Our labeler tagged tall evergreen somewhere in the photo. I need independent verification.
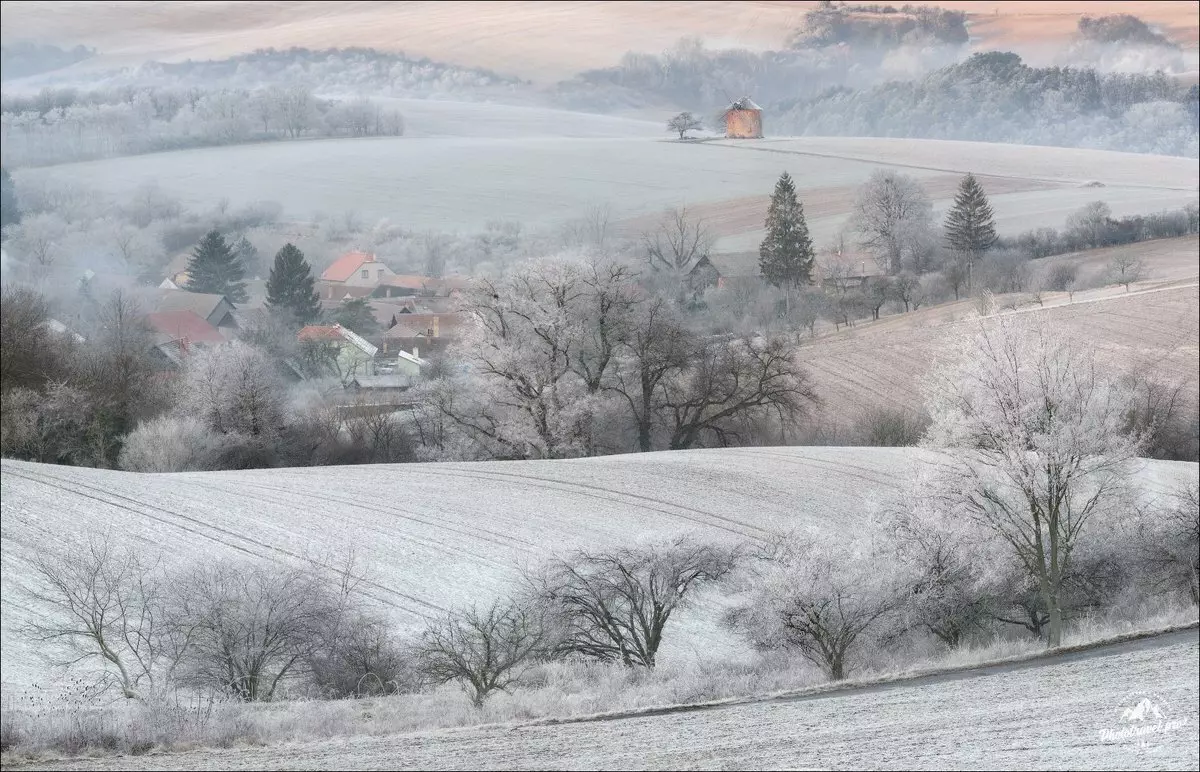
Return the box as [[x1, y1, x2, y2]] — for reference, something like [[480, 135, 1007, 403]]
[[0, 166, 20, 230], [185, 230, 248, 305], [943, 173, 998, 255], [266, 243, 321, 325], [759, 172, 815, 308]]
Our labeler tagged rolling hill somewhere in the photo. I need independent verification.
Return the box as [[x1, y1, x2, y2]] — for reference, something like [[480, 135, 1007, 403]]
[[1, 1, 1196, 83], [2, 448, 1196, 696], [796, 236, 1200, 421], [15, 135, 1198, 253], [10, 628, 1199, 770]]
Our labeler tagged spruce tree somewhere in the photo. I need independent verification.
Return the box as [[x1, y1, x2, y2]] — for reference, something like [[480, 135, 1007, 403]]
[[1, 166, 20, 229], [266, 243, 321, 325], [759, 171, 815, 310], [185, 230, 248, 305], [944, 173, 998, 255]]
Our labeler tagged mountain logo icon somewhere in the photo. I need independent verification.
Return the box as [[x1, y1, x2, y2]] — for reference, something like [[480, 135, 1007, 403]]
[[1122, 698, 1166, 722]]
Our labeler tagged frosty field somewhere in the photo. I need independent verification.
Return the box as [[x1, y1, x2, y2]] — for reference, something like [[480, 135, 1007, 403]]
[[9, 629, 1198, 771], [2, 448, 1196, 696], [17, 135, 1199, 250]]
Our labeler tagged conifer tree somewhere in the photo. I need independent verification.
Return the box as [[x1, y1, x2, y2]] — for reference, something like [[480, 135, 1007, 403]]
[[266, 243, 321, 325], [944, 174, 997, 255], [759, 171, 815, 312], [185, 230, 248, 305]]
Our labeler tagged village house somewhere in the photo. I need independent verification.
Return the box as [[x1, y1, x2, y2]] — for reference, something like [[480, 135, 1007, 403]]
[[297, 322, 378, 381], [379, 312, 464, 356], [143, 309, 228, 371], [155, 290, 239, 331], [723, 97, 763, 139], [318, 251, 395, 300]]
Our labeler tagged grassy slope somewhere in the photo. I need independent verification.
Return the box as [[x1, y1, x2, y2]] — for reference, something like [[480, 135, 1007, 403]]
[[2, 449, 1195, 694], [11, 629, 1198, 770], [1, 1, 1196, 82]]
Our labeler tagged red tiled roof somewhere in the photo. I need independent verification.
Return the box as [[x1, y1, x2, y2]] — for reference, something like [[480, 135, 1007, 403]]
[[320, 251, 377, 283], [297, 325, 344, 342], [143, 310, 225, 345]]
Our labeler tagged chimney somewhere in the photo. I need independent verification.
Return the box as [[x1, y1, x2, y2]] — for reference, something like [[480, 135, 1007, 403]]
[[433, 316, 440, 338], [412, 346, 419, 360]]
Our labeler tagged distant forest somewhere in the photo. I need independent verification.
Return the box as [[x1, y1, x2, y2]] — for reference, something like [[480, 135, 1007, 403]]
[[0, 42, 96, 82]]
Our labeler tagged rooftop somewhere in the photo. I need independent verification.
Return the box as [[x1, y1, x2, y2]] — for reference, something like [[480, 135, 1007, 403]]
[[321, 251, 378, 283]]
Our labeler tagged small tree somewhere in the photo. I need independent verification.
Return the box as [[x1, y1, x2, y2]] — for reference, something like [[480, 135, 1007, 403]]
[[759, 172, 815, 313], [536, 538, 739, 669], [23, 533, 180, 700], [266, 243, 321, 325], [185, 230, 248, 305], [642, 207, 712, 304], [170, 560, 338, 702], [1106, 252, 1144, 291], [921, 318, 1143, 647], [851, 170, 933, 275], [667, 112, 703, 140], [728, 531, 903, 680], [1137, 483, 1200, 604], [417, 600, 551, 707], [943, 173, 998, 294]]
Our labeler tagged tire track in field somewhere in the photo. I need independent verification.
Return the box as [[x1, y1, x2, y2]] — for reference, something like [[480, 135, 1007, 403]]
[[406, 465, 773, 540], [2, 466, 441, 617], [218, 478, 531, 569], [737, 448, 907, 489]]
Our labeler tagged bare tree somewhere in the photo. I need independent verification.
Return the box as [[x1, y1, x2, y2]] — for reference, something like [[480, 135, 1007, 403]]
[[417, 600, 551, 707], [661, 335, 818, 449], [642, 207, 712, 303], [1106, 252, 1145, 291], [535, 538, 739, 669], [606, 294, 692, 452], [1138, 483, 1200, 604], [921, 318, 1143, 646], [169, 560, 339, 702], [667, 111, 703, 140], [23, 533, 185, 700], [850, 170, 933, 275]]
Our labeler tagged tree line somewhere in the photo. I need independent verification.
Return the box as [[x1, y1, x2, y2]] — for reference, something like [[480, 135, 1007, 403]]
[[22, 319, 1198, 719], [1, 85, 404, 167]]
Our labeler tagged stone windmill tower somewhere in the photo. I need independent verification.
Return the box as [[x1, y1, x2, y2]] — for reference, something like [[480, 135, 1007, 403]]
[[723, 97, 763, 138]]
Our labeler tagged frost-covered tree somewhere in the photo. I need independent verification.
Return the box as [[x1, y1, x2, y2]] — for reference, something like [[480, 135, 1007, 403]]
[[185, 230, 248, 305], [642, 207, 713, 303], [759, 171, 815, 310], [176, 341, 285, 442], [418, 600, 551, 707], [851, 170, 933, 274], [536, 538, 739, 669], [727, 528, 906, 680], [921, 318, 1143, 646], [1106, 252, 1145, 291], [667, 111, 703, 139], [266, 243, 321, 325], [1137, 482, 1200, 604]]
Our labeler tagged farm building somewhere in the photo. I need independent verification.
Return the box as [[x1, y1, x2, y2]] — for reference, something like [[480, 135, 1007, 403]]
[[723, 97, 763, 139]]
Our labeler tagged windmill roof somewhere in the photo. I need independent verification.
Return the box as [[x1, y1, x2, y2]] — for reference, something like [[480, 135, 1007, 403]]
[[726, 97, 762, 112]]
